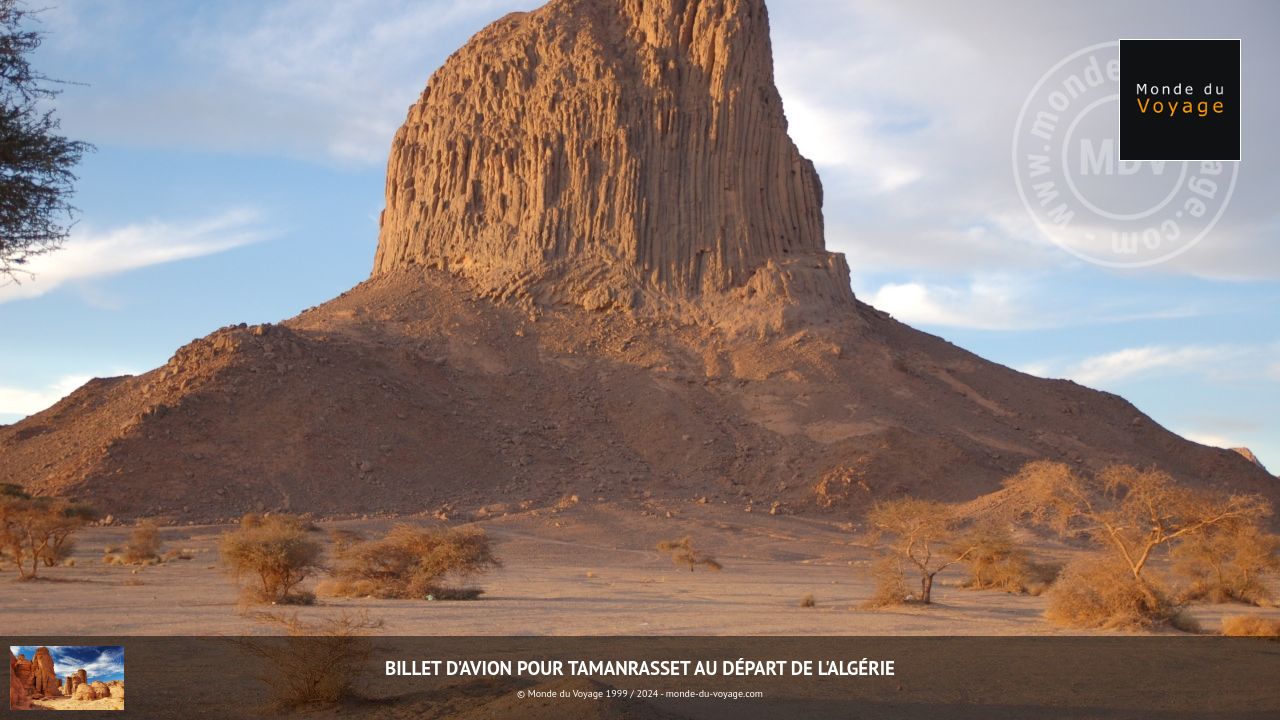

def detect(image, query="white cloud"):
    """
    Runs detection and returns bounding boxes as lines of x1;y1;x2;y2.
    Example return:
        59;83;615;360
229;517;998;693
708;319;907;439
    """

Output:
864;277;1025;330
1027;344;1249;387
858;275;1205;331
0;375;92;418
0;209;267;304
769;1;1280;280
51;647;125;683
1180;432;1243;450
50;0;542;165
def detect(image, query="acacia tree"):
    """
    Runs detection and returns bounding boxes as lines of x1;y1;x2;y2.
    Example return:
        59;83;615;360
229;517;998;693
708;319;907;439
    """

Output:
0;0;91;277
1006;461;1270;583
866;497;976;604
1172;523;1280;605
0;485;93;578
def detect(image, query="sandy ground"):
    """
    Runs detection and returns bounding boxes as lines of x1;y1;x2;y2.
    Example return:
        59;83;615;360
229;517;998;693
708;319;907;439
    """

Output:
29;695;124;711
2;500;1277;636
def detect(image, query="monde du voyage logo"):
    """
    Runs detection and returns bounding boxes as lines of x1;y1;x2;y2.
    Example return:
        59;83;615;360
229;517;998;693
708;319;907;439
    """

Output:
1013;39;1241;267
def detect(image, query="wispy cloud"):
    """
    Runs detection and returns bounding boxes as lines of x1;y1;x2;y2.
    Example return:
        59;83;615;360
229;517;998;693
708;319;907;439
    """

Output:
0;375;94;418
1021;344;1270;387
0;209;267;304
9;646;125;683
51;647;125;683
860;275;1205;331
1180;432;1244;450
47;0;542;165
1066;346;1237;386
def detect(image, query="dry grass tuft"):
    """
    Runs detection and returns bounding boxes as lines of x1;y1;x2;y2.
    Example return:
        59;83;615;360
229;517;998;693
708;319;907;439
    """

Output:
121;520;162;564
326;528;365;552
656;536;722;572
1220;615;1280;637
862;556;912;608
323;524;499;600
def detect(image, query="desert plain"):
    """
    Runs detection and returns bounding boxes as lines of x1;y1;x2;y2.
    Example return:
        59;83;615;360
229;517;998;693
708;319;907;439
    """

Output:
4;499;1277;637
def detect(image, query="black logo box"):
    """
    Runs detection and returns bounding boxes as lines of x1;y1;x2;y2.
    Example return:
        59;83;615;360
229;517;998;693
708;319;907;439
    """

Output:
1119;39;1241;161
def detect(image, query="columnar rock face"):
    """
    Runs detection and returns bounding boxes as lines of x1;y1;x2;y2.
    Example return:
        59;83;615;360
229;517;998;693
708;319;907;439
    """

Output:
374;0;853;326
31;646;62;697
10;652;31;710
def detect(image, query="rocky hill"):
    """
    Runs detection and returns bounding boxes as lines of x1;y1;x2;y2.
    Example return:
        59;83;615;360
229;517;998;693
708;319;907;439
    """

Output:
0;0;1273;521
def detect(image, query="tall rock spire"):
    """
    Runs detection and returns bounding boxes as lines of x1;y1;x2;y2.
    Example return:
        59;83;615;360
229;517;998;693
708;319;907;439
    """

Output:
373;0;853;325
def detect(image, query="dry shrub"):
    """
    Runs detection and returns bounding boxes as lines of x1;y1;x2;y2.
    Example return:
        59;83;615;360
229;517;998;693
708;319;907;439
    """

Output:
122;520;162;563
0;487;95;578
324;525;499;600
958;523;1059;596
327;528;365;552
656;536;722;572
240;610;384;713
862;556;912;608
1044;555;1178;630
799;593;816;608
1174;524;1280;607
220;514;322;604
1220;615;1280;638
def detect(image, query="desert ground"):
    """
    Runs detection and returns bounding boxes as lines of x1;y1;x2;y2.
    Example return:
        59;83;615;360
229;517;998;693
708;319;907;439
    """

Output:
29;695;124;711
4;499;1276;637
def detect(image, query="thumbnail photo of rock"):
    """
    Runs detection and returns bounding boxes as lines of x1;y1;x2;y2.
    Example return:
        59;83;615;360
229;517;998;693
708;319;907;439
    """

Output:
9;646;124;711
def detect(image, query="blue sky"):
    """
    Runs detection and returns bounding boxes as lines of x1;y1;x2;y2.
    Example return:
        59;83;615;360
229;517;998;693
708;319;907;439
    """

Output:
10;646;125;683
0;0;1276;471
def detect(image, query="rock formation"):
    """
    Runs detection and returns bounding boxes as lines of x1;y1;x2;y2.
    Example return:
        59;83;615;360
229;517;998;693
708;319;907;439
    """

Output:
30;646;62;698
11;652;33;691
9;651;31;710
374;0;852;330
0;0;1276;522
1232;447;1269;473
65;667;87;697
